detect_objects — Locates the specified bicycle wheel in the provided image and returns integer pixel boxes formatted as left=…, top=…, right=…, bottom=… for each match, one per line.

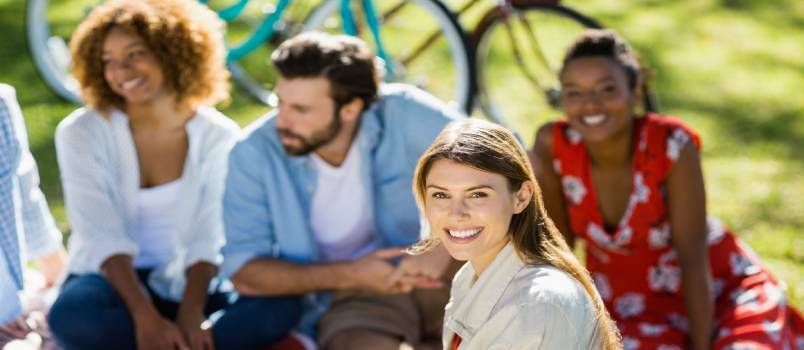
left=26, top=0, right=99, bottom=103
left=474, top=4, right=600, bottom=142
left=304, top=0, right=475, bottom=114
left=205, top=0, right=324, bottom=104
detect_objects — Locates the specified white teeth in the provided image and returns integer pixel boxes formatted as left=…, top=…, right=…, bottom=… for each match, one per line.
left=121, top=77, right=144, bottom=90
left=583, top=114, right=606, bottom=125
left=448, top=229, right=481, bottom=238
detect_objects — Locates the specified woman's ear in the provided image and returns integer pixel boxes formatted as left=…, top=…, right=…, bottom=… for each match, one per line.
left=513, top=181, right=534, bottom=214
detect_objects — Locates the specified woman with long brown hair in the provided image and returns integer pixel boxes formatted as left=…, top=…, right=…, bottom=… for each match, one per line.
left=410, top=119, right=621, bottom=349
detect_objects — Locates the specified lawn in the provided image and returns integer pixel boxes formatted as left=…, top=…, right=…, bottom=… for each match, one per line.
left=0, top=0, right=801, bottom=308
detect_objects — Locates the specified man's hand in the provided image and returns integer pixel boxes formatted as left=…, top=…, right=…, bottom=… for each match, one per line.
left=176, top=311, right=214, bottom=350
left=133, top=309, right=189, bottom=350
left=387, top=245, right=453, bottom=291
left=347, top=248, right=410, bottom=294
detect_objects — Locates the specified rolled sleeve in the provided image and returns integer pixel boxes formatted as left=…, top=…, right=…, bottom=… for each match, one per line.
left=220, top=139, right=276, bottom=278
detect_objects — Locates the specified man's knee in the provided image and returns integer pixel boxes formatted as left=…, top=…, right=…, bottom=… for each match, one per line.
left=212, top=295, right=303, bottom=349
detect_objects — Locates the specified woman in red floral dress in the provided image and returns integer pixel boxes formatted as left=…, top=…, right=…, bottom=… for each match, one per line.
left=531, top=29, right=803, bottom=350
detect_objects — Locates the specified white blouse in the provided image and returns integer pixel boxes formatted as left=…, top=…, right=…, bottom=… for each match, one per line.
left=443, top=243, right=603, bottom=350
left=56, top=106, right=240, bottom=301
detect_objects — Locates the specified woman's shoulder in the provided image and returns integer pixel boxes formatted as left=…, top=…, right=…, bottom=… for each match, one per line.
left=56, top=107, right=110, bottom=138
left=192, top=106, right=241, bottom=136
left=511, top=265, right=593, bottom=310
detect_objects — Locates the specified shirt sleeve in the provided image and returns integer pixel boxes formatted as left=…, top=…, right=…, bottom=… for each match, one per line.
left=183, top=126, right=238, bottom=269
left=219, top=138, right=276, bottom=278
left=1, top=85, right=62, bottom=259
left=55, top=114, right=138, bottom=271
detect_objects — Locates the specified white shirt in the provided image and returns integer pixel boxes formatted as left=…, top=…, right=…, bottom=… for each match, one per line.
left=309, top=141, right=380, bottom=262
left=443, top=243, right=603, bottom=350
left=55, top=106, right=239, bottom=301
left=133, top=178, right=183, bottom=268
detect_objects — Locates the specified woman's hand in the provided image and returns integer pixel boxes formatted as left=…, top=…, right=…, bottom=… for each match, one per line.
left=133, top=309, right=189, bottom=350
left=176, top=311, right=214, bottom=350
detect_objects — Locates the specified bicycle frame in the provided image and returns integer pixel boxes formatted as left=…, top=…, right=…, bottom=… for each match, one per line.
left=204, top=0, right=394, bottom=77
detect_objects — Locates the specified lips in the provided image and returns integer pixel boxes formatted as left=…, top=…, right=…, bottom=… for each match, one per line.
left=582, top=114, right=606, bottom=126
left=120, top=77, right=145, bottom=91
left=445, top=227, right=482, bottom=244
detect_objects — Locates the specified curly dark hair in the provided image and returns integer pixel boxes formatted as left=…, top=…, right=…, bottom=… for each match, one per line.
left=69, top=0, right=230, bottom=112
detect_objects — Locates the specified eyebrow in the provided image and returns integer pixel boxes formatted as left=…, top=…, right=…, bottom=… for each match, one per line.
left=102, top=42, right=147, bottom=55
left=426, top=184, right=494, bottom=191
left=563, top=75, right=617, bottom=87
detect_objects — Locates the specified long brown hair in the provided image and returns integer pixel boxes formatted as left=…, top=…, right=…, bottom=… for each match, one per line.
left=411, top=119, right=622, bottom=349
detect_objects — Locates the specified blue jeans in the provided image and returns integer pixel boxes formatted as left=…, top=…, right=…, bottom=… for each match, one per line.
left=211, top=295, right=303, bottom=350
left=48, top=270, right=303, bottom=350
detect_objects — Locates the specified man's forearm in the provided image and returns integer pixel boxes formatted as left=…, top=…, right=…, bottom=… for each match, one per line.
left=230, top=258, right=353, bottom=296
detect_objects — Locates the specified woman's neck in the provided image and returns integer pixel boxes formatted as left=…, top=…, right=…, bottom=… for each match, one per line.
left=126, top=96, right=194, bottom=131
left=585, top=120, right=634, bottom=170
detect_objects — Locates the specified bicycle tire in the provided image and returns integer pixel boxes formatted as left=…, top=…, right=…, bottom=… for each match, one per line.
left=215, top=0, right=320, bottom=105
left=303, top=0, right=475, bottom=114
left=473, top=4, right=602, bottom=140
left=25, top=0, right=87, bottom=104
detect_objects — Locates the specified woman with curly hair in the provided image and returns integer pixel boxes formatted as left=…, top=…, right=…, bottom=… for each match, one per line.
left=411, top=119, right=622, bottom=349
left=46, top=1, right=240, bottom=349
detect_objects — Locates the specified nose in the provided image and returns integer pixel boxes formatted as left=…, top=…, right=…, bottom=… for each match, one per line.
left=275, top=108, right=292, bottom=129
left=448, top=198, right=470, bottom=219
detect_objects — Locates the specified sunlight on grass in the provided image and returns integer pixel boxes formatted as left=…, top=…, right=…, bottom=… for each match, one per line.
left=0, top=0, right=800, bottom=308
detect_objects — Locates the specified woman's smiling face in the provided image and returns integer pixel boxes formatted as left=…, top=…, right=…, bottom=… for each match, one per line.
left=424, top=159, right=528, bottom=275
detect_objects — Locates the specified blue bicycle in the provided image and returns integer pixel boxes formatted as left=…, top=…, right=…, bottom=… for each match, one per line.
left=26, top=0, right=475, bottom=112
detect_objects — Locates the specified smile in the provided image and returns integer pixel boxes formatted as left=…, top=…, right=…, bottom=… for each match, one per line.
left=582, top=114, right=606, bottom=125
left=120, top=77, right=145, bottom=91
left=447, top=228, right=482, bottom=239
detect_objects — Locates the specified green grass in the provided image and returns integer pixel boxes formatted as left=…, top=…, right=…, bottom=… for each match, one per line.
left=1, top=0, right=801, bottom=309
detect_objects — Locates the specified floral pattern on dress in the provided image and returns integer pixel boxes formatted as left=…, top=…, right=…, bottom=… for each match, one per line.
left=648, top=222, right=671, bottom=249
left=594, top=273, right=612, bottom=301
left=561, top=175, right=587, bottom=205
left=550, top=114, right=803, bottom=349
left=639, top=323, right=669, bottom=337
left=616, top=293, right=646, bottom=319
left=566, top=127, right=583, bottom=144
left=666, top=128, right=690, bottom=161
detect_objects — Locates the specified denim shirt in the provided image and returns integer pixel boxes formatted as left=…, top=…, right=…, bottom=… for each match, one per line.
left=221, top=84, right=465, bottom=333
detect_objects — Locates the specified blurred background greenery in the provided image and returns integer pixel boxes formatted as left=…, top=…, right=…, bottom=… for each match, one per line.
left=1, top=0, right=801, bottom=307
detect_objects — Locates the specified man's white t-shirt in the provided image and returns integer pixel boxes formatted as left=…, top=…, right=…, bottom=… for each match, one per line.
left=309, top=142, right=381, bottom=262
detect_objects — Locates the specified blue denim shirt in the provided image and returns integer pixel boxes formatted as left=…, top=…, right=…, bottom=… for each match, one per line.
left=221, top=84, right=465, bottom=334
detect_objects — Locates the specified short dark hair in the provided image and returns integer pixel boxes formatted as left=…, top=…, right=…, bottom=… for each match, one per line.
left=271, top=32, right=380, bottom=110
left=561, top=29, right=643, bottom=90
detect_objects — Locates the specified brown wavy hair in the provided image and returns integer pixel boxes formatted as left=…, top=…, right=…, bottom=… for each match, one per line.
left=410, top=119, right=622, bottom=349
left=69, top=0, right=230, bottom=112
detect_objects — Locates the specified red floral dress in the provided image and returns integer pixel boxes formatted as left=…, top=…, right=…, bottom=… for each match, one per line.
left=550, top=114, right=803, bottom=349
